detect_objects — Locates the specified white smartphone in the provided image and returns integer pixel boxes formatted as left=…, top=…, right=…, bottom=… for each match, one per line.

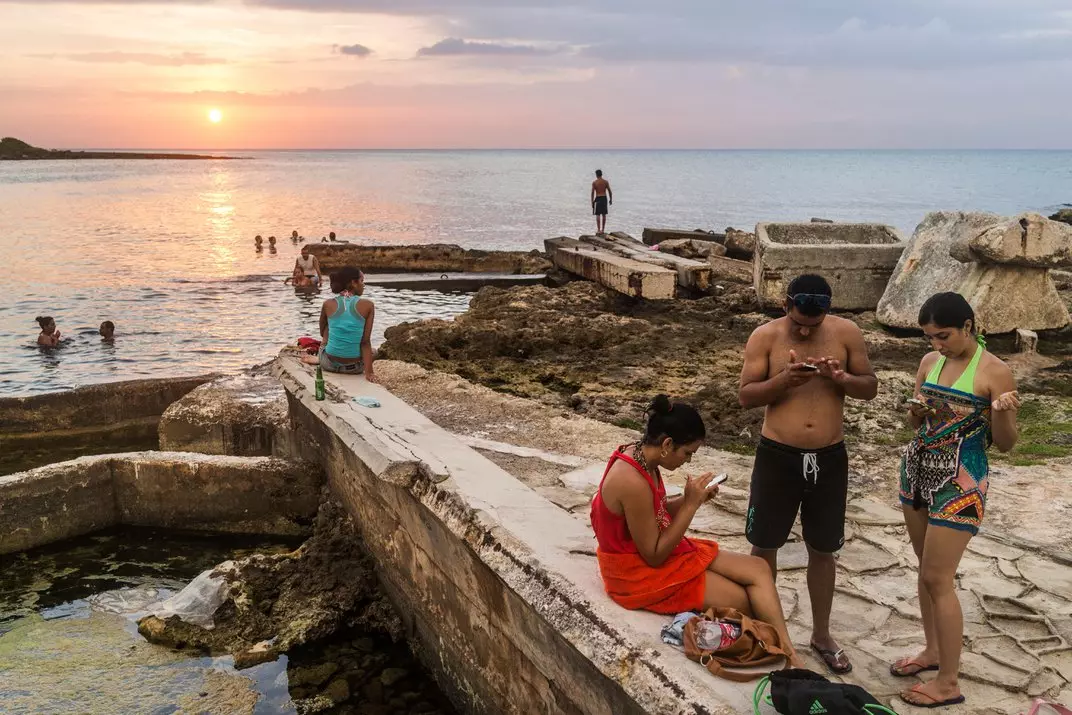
left=706, top=473, right=728, bottom=489
left=798, top=363, right=821, bottom=371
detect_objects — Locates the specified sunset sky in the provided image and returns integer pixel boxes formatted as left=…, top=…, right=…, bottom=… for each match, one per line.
left=2, top=0, right=1071, bottom=149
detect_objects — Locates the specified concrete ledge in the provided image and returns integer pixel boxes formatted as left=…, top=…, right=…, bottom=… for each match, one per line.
left=0, top=452, right=323, bottom=555
left=1, top=375, right=214, bottom=475
left=273, top=352, right=753, bottom=715
left=307, top=243, right=551, bottom=274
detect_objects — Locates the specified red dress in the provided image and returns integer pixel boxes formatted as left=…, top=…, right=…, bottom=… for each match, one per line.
left=590, top=447, right=719, bottom=614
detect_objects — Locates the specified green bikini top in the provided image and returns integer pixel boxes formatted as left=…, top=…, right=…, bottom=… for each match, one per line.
left=924, top=336, right=985, bottom=395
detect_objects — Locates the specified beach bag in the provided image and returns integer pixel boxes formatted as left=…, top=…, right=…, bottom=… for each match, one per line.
left=683, top=607, right=788, bottom=682
left=752, top=669, right=896, bottom=715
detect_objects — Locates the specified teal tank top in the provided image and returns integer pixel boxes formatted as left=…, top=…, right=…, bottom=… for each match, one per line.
left=324, top=295, right=366, bottom=359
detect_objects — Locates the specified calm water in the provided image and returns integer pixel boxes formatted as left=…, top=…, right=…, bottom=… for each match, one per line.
left=2, top=150, right=1071, bottom=396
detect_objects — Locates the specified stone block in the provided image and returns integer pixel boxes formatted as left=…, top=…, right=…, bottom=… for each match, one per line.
left=640, top=227, right=723, bottom=246
left=877, top=211, right=1071, bottom=333
left=544, top=237, right=676, bottom=300
left=1016, top=329, right=1039, bottom=354
left=963, top=213, right=1072, bottom=268
left=723, top=227, right=756, bottom=260
left=657, top=238, right=727, bottom=260
left=754, top=222, right=906, bottom=310
left=707, top=255, right=754, bottom=284
left=158, top=373, right=291, bottom=457
left=579, top=233, right=712, bottom=291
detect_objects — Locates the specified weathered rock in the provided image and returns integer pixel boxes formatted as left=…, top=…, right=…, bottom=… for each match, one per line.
left=578, top=233, right=713, bottom=291
left=322, top=677, right=350, bottom=704
left=707, top=255, right=753, bottom=284
left=845, top=498, right=904, bottom=527
left=837, top=540, right=900, bottom=573
left=1049, top=208, right=1072, bottom=226
left=306, top=243, right=550, bottom=274
left=657, top=238, right=727, bottom=260
left=960, top=651, right=1032, bottom=691
left=641, top=227, right=723, bottom=247
left=290, top=662, right=339, bottom=687
left=380, top=668, right=409, bottom=687
left=959, top=264, right=1070, bottom=333
left=754, top=222, right=906, bottom=310
left=1017, top=555, right=1072, bottom=599
left=159, top=373, right=291, bottom=457
left=877, top=211, right=1072, bottom=332
left=723, top=227, right=756, bottom=260
left=954, top=213, right=1072, bottom=268
left=233, top=640, right=279, bottom=669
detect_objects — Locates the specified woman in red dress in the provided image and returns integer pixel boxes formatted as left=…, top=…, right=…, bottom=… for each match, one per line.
left=591, top=394, right=803, bottom=667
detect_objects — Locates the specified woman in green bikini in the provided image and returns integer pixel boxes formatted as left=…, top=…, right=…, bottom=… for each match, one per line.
left=891, top=292, right=1021, bottom=709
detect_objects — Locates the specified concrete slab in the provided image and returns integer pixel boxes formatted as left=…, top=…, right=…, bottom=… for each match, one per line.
left=579, top=233, right=712, bottom=291
left=640, top=227, right=724, bottom=246
left=544, top=237, right=676, bottom=300
left=754, top=222, right=906, bottom=310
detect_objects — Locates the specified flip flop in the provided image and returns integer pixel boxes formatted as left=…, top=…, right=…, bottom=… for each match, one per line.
left=810, top=642, right=853, bottom=674
left=890, top=656, right=940, bottom=677
left=899, top=684, right=966, bottom=709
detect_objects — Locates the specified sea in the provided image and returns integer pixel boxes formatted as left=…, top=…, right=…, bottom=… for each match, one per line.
left=2, top=149, right=1071, bottom=396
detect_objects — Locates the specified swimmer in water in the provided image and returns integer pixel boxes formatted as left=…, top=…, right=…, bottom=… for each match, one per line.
left=99, top=320, right=115, bottom=342
left=36, top=316, right=61, bottom=347
left=255, top=235, right=264, bottom=252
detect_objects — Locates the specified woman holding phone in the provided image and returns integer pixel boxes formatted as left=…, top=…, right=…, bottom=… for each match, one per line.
left=591, top=394, right=804, bottom=667
left=891, top=292, right=1020, bottom=709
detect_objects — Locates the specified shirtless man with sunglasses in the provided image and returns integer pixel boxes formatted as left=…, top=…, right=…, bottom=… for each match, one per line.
left=737, top=273, right=877, bottom=675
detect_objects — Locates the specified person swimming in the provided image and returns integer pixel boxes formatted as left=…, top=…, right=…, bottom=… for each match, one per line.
left=254, top=235, right=264, bottom=252
left=285, top=266, right=313, bottom=288
left=99, top=320, right=115, bottom=342
left=36, top=316, right=61, bottom=347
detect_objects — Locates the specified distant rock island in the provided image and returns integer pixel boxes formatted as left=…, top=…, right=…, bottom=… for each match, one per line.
left=0, top=137, right=243, bottom=161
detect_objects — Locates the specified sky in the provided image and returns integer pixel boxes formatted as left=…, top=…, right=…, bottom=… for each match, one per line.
left=1, top=0, right=1071, bottom=149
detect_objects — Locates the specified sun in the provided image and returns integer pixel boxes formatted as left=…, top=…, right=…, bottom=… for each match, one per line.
left=208, top=109, right=223, bottom=124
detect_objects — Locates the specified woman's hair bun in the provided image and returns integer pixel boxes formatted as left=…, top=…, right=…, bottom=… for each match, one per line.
left=647, top=394, right=673, bottom=416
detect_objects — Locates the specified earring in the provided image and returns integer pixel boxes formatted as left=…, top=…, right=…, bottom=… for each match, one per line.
left=660, top=450, right=669, bottom=458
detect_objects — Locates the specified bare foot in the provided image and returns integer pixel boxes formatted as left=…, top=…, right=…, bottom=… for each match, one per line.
left=788, top=652, right=806, bottom=669
left=890, top=650, right=939, bottom=677
left=899, top=681, right=964, bottom=708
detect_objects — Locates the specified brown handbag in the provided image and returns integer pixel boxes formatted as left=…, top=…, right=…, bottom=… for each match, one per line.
left=683, top=607, right=788, bottom=682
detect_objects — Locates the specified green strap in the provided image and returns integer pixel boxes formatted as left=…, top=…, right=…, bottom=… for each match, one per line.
left=864, top=704, right=900, bottom=715
left=752, top=676, right=772, bottom=715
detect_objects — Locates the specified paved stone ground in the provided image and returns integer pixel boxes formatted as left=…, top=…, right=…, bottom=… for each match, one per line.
left=374, top=360, right=1072, bottom=714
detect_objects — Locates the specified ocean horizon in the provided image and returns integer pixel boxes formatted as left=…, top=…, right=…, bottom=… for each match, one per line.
left=3, top=148, right=1071, bottom=396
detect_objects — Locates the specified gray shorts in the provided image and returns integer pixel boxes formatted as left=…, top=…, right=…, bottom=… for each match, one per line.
left=320, top=351, right=363, bottom=374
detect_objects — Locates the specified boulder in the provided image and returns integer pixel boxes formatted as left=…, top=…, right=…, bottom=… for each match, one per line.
left=158, top=373, right=293, bottom=457
left=876, top=212, right=997, bottom=329
left=1050, top=208, right=1072, bottom=226
left=724, top=227, right=756, bottom=260
left=959, top=213, right=1072, bottom=268
left=878, top=212, right=1071, bottom=333
left=641, top=227, right=724, bottom=246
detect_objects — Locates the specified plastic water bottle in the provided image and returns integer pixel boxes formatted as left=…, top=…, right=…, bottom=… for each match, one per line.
left=314, top=365, right=326, bottom=401
left=695, top=619, right=742, bottom=650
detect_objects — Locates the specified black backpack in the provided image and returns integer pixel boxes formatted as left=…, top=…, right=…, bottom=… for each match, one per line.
left=753, top=669, right=899, bottom=715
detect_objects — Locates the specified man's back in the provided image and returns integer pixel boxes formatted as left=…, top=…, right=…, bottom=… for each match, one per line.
left=592, top=177, right=610, bottom=196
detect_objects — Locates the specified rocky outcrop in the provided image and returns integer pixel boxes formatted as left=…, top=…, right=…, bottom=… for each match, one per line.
left=640, top=227, right=724, bottom=246
left=1049, top=208, right=1072, bottom=226
left=138, top=500, right=400, bottom=660
left=0, top=136, right=238, bottom=161
left=159, top=373, right=293, bottom=457
left=877, top=212, right=1072, bottom=333
left=307, top=243, right=550, bottom=274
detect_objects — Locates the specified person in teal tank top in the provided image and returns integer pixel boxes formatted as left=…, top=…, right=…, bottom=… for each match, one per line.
left=891, top=293, right=1021, bottom=709
left=317, top=266, right=376, bottom=381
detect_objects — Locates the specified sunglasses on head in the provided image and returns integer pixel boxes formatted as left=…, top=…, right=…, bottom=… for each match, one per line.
left=788, top=293, right=832, bottom=311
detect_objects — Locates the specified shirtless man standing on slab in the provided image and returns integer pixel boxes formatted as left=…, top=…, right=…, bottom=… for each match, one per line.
left=591, top=169, right=612, bottom=235
left=738, top=273, right=878, bottom=675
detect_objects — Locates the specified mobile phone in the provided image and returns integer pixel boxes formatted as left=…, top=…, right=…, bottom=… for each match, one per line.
left=906, top=398, right=929, bottom=408
left=798, top=363, right=820, bottom=371
left=706, top=473, right=728, bottom=489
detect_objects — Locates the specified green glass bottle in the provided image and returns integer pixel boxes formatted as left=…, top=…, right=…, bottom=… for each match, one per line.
left=314, top=364, right=326, bottom=401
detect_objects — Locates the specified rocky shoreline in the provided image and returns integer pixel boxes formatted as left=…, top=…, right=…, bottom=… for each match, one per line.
left=0, top=137, right=242, bottom=161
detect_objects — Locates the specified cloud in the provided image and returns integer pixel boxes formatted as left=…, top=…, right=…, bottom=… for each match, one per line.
left=56, top=51, right=228, bottom=66
left=416, top=37, right=557, bottom=57
left=336, top=43, right=372, bottom=57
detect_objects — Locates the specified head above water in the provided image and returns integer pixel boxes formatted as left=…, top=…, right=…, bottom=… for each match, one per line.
left=35, top=316, right=55, bottom=333
left=329, top=231, right=336, bottom=241
left=254, top=235, right=263, bottom=244
left=291, top=230, right=299, bottom=238
left=595, top=169, right=603, bottom=178
left=641, top=394, right=705, bottom=470
left=99, top=320, right=115, bottom=338
left=330, top=266, right=365, bottom=295
left=918, top=292, right=978, bottom=358
left=783, top=273, right=832, bottom=339
left=268, top=235, right=277, bottom=244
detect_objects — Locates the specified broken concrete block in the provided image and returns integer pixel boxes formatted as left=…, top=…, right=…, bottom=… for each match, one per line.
left=755, top=222, right=906, bottom=310
left=640, top=227, right=723, bottom=246
left=723, top=227, right=756, bottom=260
left=1016, top=329, right=1039, bottom=354
left=544, top=237, right=676, bottom=300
